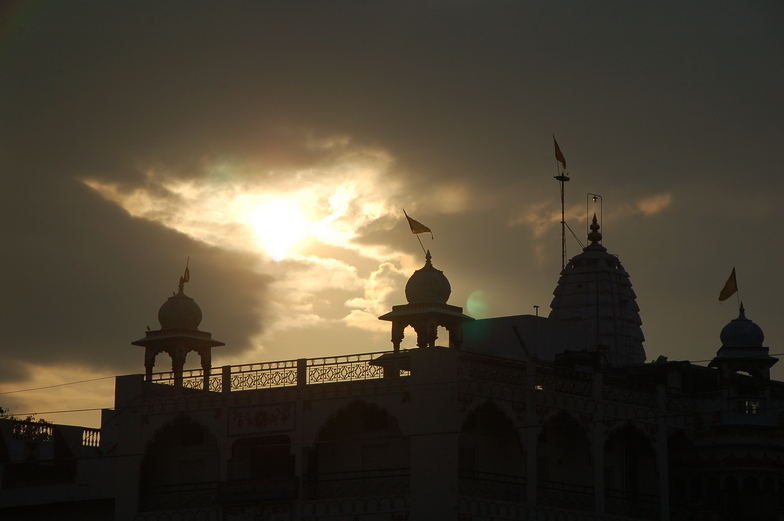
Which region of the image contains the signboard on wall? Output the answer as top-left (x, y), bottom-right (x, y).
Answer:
top-left (228, 403), bottom-right (295, 436)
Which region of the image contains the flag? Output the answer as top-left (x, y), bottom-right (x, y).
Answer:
top-left (180, 266), bottom-right (190, 285)
top-left (718, 268), bottom-right (737, 302)
top-left (553, 135), bottom-right (566, 169)
top-left (403, 209), bottom-right (433, 238)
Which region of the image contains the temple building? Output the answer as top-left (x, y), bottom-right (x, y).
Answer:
top-left (2, 220), bottom-right (783, 521)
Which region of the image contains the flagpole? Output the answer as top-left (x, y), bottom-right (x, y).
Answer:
top-left (553, 136), bottom-right (569, 271)
top-left (416, 235), bottom-right (427, 256)
top-left (555, 172), bottom-right (569, 271)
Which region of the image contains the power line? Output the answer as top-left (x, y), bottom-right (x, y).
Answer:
top-left (0, 375), bottom-right (116, 395)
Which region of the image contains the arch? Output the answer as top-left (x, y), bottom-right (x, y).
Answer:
top-left (667, 431), bottom-right (695, 512)
top-left (536, 410), bottom-right (594, 511)
top-left (741, 476), bottom-right (762, 520)
top-left (139, 415), bottom-right (220, 512)
top-left (603, 423), bottom-right (659, 519)
top-left (309, 400), bottom-right (410, 500)
top-left (228, 434), bottom-right (295, 481)
top-left (459, 401), bottom-right (526, 502)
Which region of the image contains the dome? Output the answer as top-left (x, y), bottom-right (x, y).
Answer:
top-left (405, 250), bottom-right (451, 304)
top-left (720, 304), bottom-right (764, 348)
top-left (158, 286), bottom-right (203, 330)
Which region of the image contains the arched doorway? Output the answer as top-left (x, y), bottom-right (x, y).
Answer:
top-left (308, 401), bottom-right (409, 500)
top-left (138, 416), bottom-right (220, 512)
top-left (458, 401), bottom-right (525, 502)
top-left (536, 411), bottom-right (593, 511)
top-left (604, 423), bottom-right (659, 519)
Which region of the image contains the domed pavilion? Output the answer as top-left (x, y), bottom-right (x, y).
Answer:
top-left (379, 250), bottom-right (473, 351)
top-left (132, 273), bottom-right (224, 389)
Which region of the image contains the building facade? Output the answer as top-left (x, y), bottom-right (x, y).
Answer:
top-left (2, 223), bottom-right (783, 521)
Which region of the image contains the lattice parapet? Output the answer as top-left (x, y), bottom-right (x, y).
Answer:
top-left (535, 366), bottom-right (593, 397)
top-left (231, 360), bottom-right (299, 391)
top-left (308, 354), bottom-right (385, 384)
top-left (146, 351), bottom-right (402, 393)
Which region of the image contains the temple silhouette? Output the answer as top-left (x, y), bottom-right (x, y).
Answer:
top-left (2, 219), bottom-right (783, 521)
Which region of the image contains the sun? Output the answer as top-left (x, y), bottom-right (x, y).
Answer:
top-left (250, 201), bottom-right (309, 261)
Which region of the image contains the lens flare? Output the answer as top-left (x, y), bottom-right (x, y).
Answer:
top-left (467, 290), bottom-right (490, 318)
top-left (250, 201), bottom-right (308, 261)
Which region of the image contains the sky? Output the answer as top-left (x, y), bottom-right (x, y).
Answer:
top-left (1, 1), bottom-right (782, 428)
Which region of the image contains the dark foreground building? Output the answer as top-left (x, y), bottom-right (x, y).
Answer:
top-left (2, 222), bottom-right (783, 521)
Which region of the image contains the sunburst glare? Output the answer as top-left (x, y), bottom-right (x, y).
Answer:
top-left (250, 201), bottom-right (309, 261)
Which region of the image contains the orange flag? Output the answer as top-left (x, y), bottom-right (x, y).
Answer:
top-left (718, 268), bottom-right (737, 302)
top-left (403, 209), bottom-right (433, 238)
top-left (553, 135), bottom-right (566, 169)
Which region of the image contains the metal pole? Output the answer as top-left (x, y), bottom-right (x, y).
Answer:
top-left (555, 173), bottom-right (570, 270)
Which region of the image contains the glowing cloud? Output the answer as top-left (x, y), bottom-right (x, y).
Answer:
top-left (82, 134), bottom-right (438, 349)
top-left (636, 193), bottom-right (673, 216)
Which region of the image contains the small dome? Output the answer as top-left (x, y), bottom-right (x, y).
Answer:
top-left (405, 250), bottom-right (451, 304)
top-left (720, 304), bottom-right (764, 348)
top-left (158, 286), bottom-right (203, 329)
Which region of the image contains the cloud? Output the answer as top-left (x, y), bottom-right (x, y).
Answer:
top-left (344, 262), bottom-right (408, 333)
top-left (636, 193), bottom-right (673, 215)
top-left (81, 133), bottom-right (455, 348)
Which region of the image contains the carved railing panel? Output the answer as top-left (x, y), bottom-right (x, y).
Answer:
top-left (459, 470), bottom-right (526, 502)
top-left (308, 353), bottom-right (384, 383)
top-left (459, 358), bottom-right (527, 386)
top-left (602, 375), bottom-right (657, 406)
top-left (148, 352), bottom-right (399, 393)
top-left (536, 366), bottom-right (593, 397)
top-left (231, 360), bottom-right (299, 390)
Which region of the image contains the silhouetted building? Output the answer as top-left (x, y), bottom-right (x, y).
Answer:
top-left (2, 220), bottom-right (783, 521)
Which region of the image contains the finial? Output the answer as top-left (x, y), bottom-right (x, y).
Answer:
top-left (739, 302), bottom-right (746, 318)
top-left (425, 249), bottom-right (432, 265)
top-left (587, 214), bottom-right (602, 244)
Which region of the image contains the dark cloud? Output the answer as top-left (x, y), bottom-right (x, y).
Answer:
top-left (0, 167), bottom-right (270, 380)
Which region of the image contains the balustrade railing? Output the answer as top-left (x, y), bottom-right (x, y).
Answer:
top-left (307, 353), bottom-right (384, 383)
top-left (138, 481), bottom-right (218, 512)
top-left (148, 351), bottom-right (406, 393)
top-left (537, 480), bottom-right (594, 511)
top-left (605, 490), bottom-right (661, 519)
top-left (230, 360), bottom-right (299, 391)
top-left (82, 427), bottom-right (101, 447)
top-left (307, 468), bottom-right (410, 499)
top-left (459, 470), bottom-right (526, 502)
top-left (12, 420), bottom-right (53, 443)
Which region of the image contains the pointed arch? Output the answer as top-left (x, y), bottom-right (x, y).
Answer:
top-left (459, 400), bottom-right (526, 502)
top-left (536, 410), bottom-right (594, 511)
top-left (308, 400), bottom-right (409, 500)
top-left (138, 415), bottom-right (219, 512)
top-left (604, 423), bottom-right (660, 519)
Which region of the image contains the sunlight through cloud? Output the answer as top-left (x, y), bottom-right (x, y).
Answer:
top-left (81, 134), bottom-right (429, 350)
top-left (250, 201), bottom-right (308, 261)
